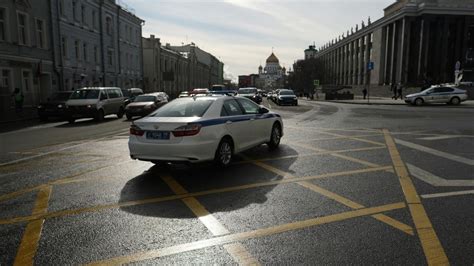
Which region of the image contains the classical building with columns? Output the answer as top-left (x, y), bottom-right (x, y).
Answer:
top-left (315, 0), bottom-right (474, 95)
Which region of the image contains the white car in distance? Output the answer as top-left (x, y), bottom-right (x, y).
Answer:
top-left (128, 96), bottom-right (283, 166)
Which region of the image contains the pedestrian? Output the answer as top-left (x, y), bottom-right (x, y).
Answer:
top-left (11, 88), bottom-right (24, 113)
top-left (362, 88), bottom-right (368, 99)
top-left (397, 83), bottom-right (403, 100)
top-left (391, 83), bottom-right (397, 99)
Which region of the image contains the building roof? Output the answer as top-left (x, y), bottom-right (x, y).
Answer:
top-left (266, 53), bottom-right (279, 63)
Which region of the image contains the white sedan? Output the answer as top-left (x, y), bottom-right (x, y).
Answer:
top-left (128, 96), bottom-right (283, 166)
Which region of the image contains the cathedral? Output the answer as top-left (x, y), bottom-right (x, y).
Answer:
top-left (257, 52), bottom-right (286, 90)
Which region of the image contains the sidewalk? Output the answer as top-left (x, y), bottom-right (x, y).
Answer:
top-left (0, 107), bottom-right (38, 124)
top-left (319, 96), bottom-right (474, 108)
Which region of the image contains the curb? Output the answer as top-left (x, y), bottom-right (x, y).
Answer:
top-left (323, 100), bottom-right (474, 108)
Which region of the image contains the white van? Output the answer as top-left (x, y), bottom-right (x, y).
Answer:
top-left (65, 87), bottom-right (125, 123)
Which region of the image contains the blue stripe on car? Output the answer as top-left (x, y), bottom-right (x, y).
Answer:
top-left (196, 113), bottom-right (278, 127)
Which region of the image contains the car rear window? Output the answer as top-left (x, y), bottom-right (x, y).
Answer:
top-left (151, 99), bottom-right (213, 117)
top-left (239, 88), bottom-right (257, 94)
top-left (280, 90), bottom-right (295, 95)
top-left (134, 95), bottom-right (156, 102)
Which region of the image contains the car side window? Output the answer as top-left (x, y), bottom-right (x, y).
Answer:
top-left (100, 91), bottom-right (108, 100)
top-left (222, 100), bottom-right (244, 116)
top-left (236, 98), bottom-right (259, 114)
top-left (440, 87), bottom-right (454, 93)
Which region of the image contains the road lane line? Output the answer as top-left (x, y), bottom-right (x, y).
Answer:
top-left (418, 135), bottom-right (462, 141)
top-left (0, 166), bottom-right (392, 226)
top-left (160, 175), bottom-right (258, 264)
top-left (395, 138), bottom-right (474, 166)
top-left (86, 202), bottom-right (406, 265)
top-left (383, 129), bottom-right (449, 265)
top-left (251, 161), bottom-right (295, 179)
top-left (14, 185), bottom-right (52, 266)
top-left (407, 164), bottom-right (474, 187)
top-left (298, 181), bottom-right (414, 235)
top-left (314, 130), bottom-right (386, 146)
top-left (285, 126), bottom-right (382, 134)
top-left (223, 243), bottom-right (260, 265)
top-left (421, 190), bottom-right (474, 199)
top-left (294, 133), bottom-right (384, 143)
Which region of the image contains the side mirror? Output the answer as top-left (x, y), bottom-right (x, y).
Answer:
top-left (259, 106), bottom-right (269, 114)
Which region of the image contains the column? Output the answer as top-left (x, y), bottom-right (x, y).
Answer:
top-left (365, 34), bottom-right (371, 85)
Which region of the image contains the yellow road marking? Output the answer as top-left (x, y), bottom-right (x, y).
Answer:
top-left (0, 166), bottom-right (392, 226)
top-left (87, 202), bottom-right (406, 265)
top-left (297, 181), bottom-right (414, 235)
top-left (383, 129), bottom-right (449, 265)
top-left (14, 185), bottom-right (52, 266)
top-left (223, 243), bottom-right (260, 265)
top-left (249, 158), bottom-right (413, 236)
top-left (0, 159), bottom-right (131, 204)
top-left (315, 130), bottom-right (386, 146)
top-left (286, 126), bottom-right (382, 134)
top-left (160, 175), bottom-right (257, 263)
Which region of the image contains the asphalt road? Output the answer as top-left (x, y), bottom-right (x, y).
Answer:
top-left (0, 99), bottom-right (473, 265)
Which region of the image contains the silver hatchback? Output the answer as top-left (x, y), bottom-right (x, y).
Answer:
top-left (405, 86), bottom-right (468, 106)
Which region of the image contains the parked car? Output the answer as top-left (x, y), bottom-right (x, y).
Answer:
top-left (128, 95), bottom-right (283, 166)
top-left (37, 91), bottom-right (73, 121)
top-left (122, 88), bottom-right (144, 106)
top-left (66, 87), bottom-right (125, 123)
top-left (178, 91), bottom-right (190, 98)
top-left (276, 89), bottom-right (298, 106)
top-left (405, 86), bottom-right (468, 106)
top-left (190, 88), bottom-right (209, 95)
top-left (237, 87), bottom-right (262, 104)
top-left (125, 93), bottom-right (168, 120)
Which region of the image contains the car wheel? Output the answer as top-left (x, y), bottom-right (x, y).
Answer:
top-left (126, 114), bottom-right (132, 120)
top-left (450, 97), bottom-right (461, 105)
top-left (267, 123), bottom-right (282, 150)
top-left (415, 98), bottom-right (424, 106)
top-left (95, 109), bottom-right (104, 122)
top-left (215, 137), bottom-right (233, 167)
top-left (68, 117), bottom-right (75, 124)
top-left (117, 107), bottom-right (125, 118)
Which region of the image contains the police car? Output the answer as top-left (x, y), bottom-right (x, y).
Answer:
top-left (128, 95), bottom-right (283, 166)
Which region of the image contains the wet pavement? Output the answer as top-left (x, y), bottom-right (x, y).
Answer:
top-left (0, 99), bottom-right (473, 265)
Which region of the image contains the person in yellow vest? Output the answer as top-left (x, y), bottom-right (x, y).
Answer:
top-left (11, 88), bottom-right (24, 113)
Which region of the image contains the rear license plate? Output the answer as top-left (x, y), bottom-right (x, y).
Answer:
top-left (146, 131), bottom-right (170, 140)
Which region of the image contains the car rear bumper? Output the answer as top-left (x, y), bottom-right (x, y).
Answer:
top-left (128, 137), bottom-right (218, 163)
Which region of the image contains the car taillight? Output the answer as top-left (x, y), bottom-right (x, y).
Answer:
top-left (130, 124), bottom-right (144, 136)
top-left (172, 124), bottom-right (201, 137)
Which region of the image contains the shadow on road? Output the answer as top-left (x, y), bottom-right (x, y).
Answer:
top-left (55, 116), bottom-right (122, 128)
top-left (119, 144), bottom-right (299, 218)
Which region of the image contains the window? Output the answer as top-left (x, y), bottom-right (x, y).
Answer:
top-left (222, 100), bottom-right (244, 116)
top-left (92, 11), bottom-right (97, 29)
top-left (61, 36), bottom-right (68, 57)
top-left (1, 69), bottom-right (12, 90)
top-left (17, 12), bottom-right (29, 45)
top-left (106, 17), bottom-right (112, 35)
top-left (72, 0), bottom-right (77, 21)
top-left (59, 0), bottom-right (64, 16)
top-left (106, 89), bottom-right (120, 98)
top-left (0, 8), bottom-right (6, 41)
top-left (74, 40), bottom-right (80, 59)
top-left (81, 5), bottom-right (86, 24)
top-left (93, 46), bottom-right (98, 63)
top-left (107, 49), bottom-right (113, 66)
top-left (236, 98), bottom-right (260, 114)
top-left (83, 43), bottom-right (87, 61)
top-left (22, 70), bottom-right (31, 92)
top-left (151, 99), bottom-right (214, 118)
top-left (36, 19), bottom-right (46, 49)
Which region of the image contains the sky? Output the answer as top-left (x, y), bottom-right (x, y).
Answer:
top-left (128, 0), bottom-right (394, 81)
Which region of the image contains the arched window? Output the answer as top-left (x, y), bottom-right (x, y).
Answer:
top-left (106, 16), bottom-right (112, 35)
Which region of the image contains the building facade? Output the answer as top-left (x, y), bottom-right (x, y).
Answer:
top-left (142, 35), bottom-right (225, 98)
top-left (315, 0), bottom-right (474, 95)
top-left (50, 0), bottom-right (144, 91)
top-left (0, 0), bottom-right (56, 110)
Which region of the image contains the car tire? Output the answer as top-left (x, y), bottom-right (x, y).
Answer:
top-left (450, 97), bottom-right (461, 105)
top-left (126, 114), bottom-right (132, 120)
top-left (95, 109), bottom-right (104, 122)
top-left (415, 98), bottom-right (424, 106)
top-left (215, 137), bottom-right (233, 167)
top-left (267, 123), bottom-right (282, 150)
top-left (117, 107), bottom-right (125, 119)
